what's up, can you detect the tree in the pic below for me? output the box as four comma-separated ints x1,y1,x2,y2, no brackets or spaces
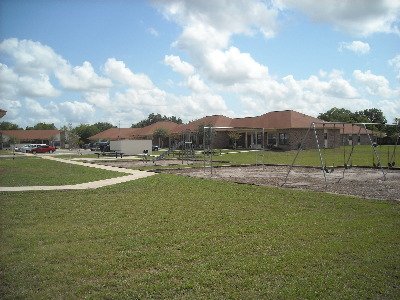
355,108,387,124
26,122,57,130
317,107,355,123
73,124,98,145
61,124,80,149
131,113,182,128
92,122,115,133
227,131,242,149
319,107,393,142
153,128,169,148
0,121,22,130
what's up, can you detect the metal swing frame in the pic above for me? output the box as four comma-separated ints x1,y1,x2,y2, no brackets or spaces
386,122,399,169
282,121,386,188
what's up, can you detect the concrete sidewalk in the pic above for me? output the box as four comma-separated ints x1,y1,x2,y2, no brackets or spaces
1,155,155,192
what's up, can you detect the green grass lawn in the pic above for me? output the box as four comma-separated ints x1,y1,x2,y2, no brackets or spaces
1,175,399,299
0,157,125,186
213,145,400,167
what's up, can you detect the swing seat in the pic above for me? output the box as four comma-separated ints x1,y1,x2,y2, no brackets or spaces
323,166,334,173
344,163,352,169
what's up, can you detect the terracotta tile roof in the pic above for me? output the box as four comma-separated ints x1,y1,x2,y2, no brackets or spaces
89,128,140,140
0,129,61,140
89,121,181,140
89,110,376,140
173,115,234,133
135,121,181,136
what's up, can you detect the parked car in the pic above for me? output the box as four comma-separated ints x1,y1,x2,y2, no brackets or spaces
152,145,159,151
29,145,56,153
19,144,45,153
90,141,110,152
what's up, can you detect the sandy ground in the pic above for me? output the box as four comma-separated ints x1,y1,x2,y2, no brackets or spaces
93,159,400,202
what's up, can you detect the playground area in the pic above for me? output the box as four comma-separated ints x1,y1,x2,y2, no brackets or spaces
169,165,400,201
92,156,400,201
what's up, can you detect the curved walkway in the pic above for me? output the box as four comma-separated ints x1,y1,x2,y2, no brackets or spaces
1,155,155,192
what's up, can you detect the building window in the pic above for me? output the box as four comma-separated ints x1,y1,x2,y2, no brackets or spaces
279,133,289,145
267,134,276,146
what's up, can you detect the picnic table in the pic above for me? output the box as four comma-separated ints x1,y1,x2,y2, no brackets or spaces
95,151,124,158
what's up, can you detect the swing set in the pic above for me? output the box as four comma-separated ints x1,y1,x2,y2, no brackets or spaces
281,121,396,188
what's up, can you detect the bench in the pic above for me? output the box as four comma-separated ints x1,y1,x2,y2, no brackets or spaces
95,151,124,158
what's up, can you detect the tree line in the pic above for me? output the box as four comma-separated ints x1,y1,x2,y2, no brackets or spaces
318,107,399,142
0,113,183,145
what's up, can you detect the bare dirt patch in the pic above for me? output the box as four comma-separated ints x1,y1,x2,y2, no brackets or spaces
91,159,400,201
170,165,400,201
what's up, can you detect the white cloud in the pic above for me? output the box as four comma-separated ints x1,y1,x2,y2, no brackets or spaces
58,101,96,123
203,47,268,84
0,38,63,75
156,0,276,86
25,98,53,118
339,41,370,55
0,63,19,98
164,55,195,77
279,0,400,35
0,62,59,98
187,74,209,93
353,70,398,98
0,38,112,95
156,0,278,39
389,54,400,80
104,58,155,90
377,99,400,123
18,74,60,98
147,27,159,37
55,61,112,91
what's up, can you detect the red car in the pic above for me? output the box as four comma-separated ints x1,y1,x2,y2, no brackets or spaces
30,145,56,153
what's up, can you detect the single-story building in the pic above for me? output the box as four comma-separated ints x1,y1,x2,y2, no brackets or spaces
89,121,180,148
0,129,65,149
89,110,375,151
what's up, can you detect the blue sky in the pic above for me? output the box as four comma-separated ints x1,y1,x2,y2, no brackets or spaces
0,0,399,128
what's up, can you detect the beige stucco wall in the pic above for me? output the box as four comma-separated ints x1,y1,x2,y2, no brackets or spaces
110,140,152,155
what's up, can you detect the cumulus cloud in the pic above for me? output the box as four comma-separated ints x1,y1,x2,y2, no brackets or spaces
389,54,400,80
0,38,112,95
104,58,155,90
187,74,209,93
58,101,96,122
25,98,53,117
156,0,276,85
353,69,398,98
377,99,400,123
279,0,400,35
0,38,63,75
164,55,195,77
19,74,60,98
339,41,370,55
203,47,268,84
155,0,278,39
55,61,112,91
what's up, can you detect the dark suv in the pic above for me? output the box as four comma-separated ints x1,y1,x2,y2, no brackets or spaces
90,142,110,152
